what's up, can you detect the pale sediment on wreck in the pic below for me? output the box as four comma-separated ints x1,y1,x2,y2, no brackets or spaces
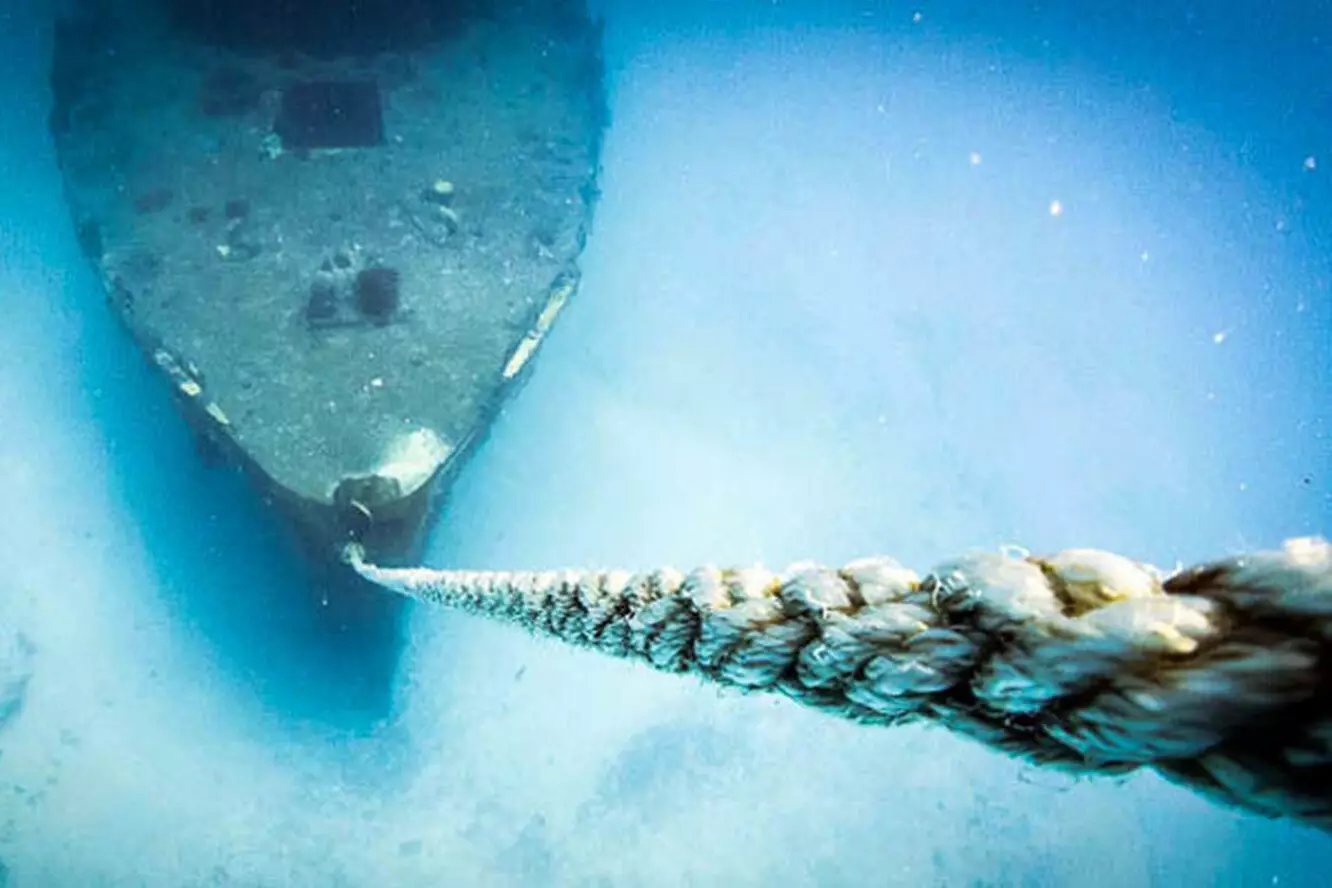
50,0,608,561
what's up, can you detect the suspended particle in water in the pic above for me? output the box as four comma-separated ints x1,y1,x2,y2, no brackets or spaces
1048,199,1063,217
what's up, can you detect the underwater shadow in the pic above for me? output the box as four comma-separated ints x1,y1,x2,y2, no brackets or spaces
72,296,407,736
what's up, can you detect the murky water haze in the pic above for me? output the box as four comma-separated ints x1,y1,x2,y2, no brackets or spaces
1,0,1329,884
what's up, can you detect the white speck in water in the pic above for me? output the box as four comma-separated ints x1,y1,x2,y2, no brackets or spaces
969,151,982,166
1048,199,1063,217
912,11,924,24
1140,251,1150,262
1212,329,1231,344
1303,156,1317,171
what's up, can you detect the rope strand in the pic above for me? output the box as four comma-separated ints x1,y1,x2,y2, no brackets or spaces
346,537,1331,831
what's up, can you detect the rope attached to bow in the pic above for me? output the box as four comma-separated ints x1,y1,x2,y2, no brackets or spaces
345,537,1331,831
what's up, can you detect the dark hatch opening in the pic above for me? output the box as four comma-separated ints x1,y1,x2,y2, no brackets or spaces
274,81,385,150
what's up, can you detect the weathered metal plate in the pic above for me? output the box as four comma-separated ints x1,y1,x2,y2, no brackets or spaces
50,1,606,561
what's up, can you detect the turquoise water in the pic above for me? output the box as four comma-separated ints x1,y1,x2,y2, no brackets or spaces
1,0,1329,884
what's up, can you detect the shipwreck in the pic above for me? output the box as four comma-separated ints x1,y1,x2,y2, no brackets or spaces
49,0,608,573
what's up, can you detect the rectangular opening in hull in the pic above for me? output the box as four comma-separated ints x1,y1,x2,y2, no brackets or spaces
275,80,385,150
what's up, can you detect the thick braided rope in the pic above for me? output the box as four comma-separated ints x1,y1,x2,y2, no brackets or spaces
345,537,1331,831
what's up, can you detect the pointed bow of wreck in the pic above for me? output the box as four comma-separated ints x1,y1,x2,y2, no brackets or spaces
51,0,608,564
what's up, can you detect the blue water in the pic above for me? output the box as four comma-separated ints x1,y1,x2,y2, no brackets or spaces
1,0,1329,884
